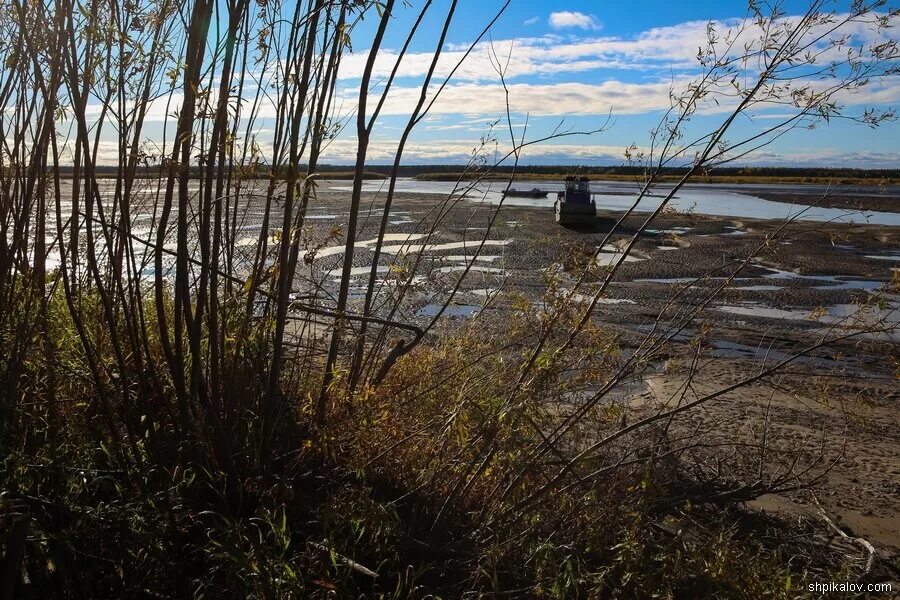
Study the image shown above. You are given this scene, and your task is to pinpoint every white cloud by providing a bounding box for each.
[423,124,481,131]
[336,11,896,85]
[316,137,631,164]
[94,73,900,130]
[313,136,900,169]
[548,11,601,31]
[524,16,540,26]
[364,80,685,118]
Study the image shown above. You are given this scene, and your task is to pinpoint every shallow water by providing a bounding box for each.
[434,265,507,275]
[439,254,502,262]
[596,244,643,267]
[470,288,499,297]
[634,277,699,284]
[314,233,431,259]
[733,284,783,291]
[329,179,900,226]
[716,302,899,331]
[716,304,817,321]
[708,340,851,370]
[645,227,693,235]
[762,268,838,282]
[325,265,389,277]
[381,239,511,255]
[866,253,900,261]
[596,252,643,267]
[571,294,636,305]
[761,268,886,291]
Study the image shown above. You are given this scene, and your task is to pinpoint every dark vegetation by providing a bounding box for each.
[47,164,900,185]
[411,165,900,184]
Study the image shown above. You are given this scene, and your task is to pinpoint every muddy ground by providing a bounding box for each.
[285,185,899,565]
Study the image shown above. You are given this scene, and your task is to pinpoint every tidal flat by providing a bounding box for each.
[290,181,899,556]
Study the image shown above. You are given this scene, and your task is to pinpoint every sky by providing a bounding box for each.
[72,1,899,168]
[306,0,900,168]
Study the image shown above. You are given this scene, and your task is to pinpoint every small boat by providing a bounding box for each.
[502,187,548,199]
[555,176,596,226]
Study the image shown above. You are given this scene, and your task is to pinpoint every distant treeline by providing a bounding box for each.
[48,164,899,183]
[397,165,900,179]
[399,165,900,183]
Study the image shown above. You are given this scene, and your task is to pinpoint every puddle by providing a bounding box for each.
[717,304,823,321]
[571,294,636,305]
[381,239,511,255]
[723,226,749,236]
[762,268,835,282]
[314,245,350,258]
[634,277,699,284]
[360,275,428,288]
[326,265,389,277]
[417,303,481,318]
[378,232,431,242]
[438,254,501,262]
[595,252,641,267]
[708,340,849,369]
[314,233,431,259]
[716,302,900,329]
[866,253,900,261]
[645,227,692,235]
[733,284,783,291]
[762,268,885,291]
[470,288,499,297]
[435,265,506,275]
[634,323,692,344]
[596,245,644,267]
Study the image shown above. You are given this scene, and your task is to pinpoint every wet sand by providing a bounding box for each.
[294,186,899,560]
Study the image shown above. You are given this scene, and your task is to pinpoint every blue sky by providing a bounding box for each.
[312,0,900,167]
[77,1,898,168]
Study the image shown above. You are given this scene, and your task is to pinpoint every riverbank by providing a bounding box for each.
[300,184,900,560]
